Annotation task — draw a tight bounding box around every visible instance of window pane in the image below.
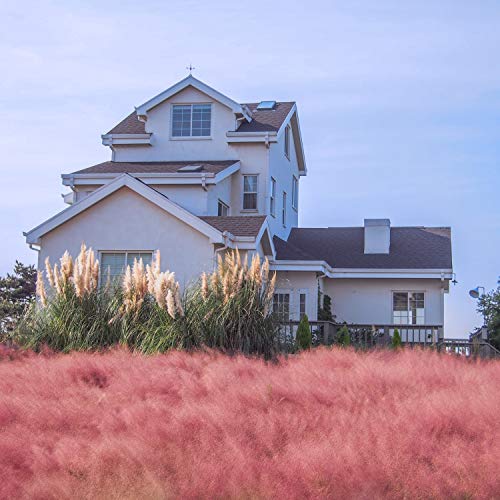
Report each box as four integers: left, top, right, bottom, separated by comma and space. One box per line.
243, 193, 257, 210
192, 104, 211, 136
244, 175, 257, 193
273, 293, 290, 322
172, 105, 191, 137
218, 201, 229, 216
393, 292, 408, 311
126, 253, 152, 267
101, 253, 126, 283
282, 192, 287, 225
300, 293, 306, 318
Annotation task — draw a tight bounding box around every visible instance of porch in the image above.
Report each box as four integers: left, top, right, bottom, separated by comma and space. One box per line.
278, 321, 500, 359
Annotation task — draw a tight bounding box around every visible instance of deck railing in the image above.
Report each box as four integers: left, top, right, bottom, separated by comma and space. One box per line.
278, 321, 444, 351
278, 321, 500, 358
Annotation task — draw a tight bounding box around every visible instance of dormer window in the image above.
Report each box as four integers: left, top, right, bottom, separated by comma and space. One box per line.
172, 104, 211, 137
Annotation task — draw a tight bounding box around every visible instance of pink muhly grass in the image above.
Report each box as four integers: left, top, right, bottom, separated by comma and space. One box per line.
0, 348, 499, 499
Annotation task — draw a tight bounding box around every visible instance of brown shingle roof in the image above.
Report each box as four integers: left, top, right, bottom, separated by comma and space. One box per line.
71, 161, 238, 175
106, 102, 295, 135
107, 112, 146, 135
200, 216, 267, 237
274, 227, 452, 269
237, 102, 295, 132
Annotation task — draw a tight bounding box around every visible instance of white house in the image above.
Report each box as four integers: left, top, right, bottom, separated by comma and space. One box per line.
25, 75, 453, 341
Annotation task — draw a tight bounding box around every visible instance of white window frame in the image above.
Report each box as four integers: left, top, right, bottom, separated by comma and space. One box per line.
270, 177, 276, 217
170, 103, 212, 140
99, 250, 154, 285
284, 124, 291, 160
273, 290, 291, 322
242, 174, 258, 211
292, 176, 298, 211
392, 291, 426, 325
217, 199, 229, 217
298, 289, 308, 320
282, 191, 287, 227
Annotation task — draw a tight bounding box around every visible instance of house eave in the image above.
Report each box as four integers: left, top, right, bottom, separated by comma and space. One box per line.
270, 261, 453, 280
101, 133, 152, 146
62, 162, 240, 187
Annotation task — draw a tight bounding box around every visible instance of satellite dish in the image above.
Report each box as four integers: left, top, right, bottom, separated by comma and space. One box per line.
469, 286, 484, 299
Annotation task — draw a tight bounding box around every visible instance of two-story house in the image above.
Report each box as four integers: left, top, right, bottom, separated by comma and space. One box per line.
25, 75, 453, 340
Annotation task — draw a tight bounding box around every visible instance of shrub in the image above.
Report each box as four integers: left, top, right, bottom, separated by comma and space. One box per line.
295, 314, 311, 350
15, 246, 278, 358
185, 251, 278, 357
337, 325, 351, 346
392, 328, 402, 348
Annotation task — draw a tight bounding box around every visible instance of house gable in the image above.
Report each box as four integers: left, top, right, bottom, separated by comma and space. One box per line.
25, 174, 224, 245
36, 186, 217, 287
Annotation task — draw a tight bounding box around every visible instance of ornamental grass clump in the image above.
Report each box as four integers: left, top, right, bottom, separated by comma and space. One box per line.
186, 250, 278, 357
17, 245, 121, 351
15, 246, 279, 357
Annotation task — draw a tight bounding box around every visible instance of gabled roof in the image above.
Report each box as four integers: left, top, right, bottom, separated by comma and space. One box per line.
25, 174, 225, 245
274, 227, 452, 270
200, 216, 267, 237
135, 75, 251, 120
70, 160, 239, 176
106, 103, 296, 135
107, 112, 145, 135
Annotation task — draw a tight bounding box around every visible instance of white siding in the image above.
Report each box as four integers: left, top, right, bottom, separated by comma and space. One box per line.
152, 184, 209, 215
229, 144, 270, 216
268, 122, 300, 239
275, 271, 318, 321
38, 187, 215, 288
113, 86, 240, 162
322, 278, 445, 326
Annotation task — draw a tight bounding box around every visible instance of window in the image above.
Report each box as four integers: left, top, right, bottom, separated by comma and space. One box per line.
284, 124, 291, 159
393, 292, 425, 325
299, 293, 306, 319
243, 175, 258, 210
100, 252, 153, 283
273, 293, 290, 322
217, 200, 229, 216
172, 104, 211, 137
282, 191, 287, 226
270, 177, 276, 217
292, 176, 298, 210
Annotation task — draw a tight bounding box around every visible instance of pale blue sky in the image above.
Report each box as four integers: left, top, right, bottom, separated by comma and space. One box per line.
1, 0, 499, 336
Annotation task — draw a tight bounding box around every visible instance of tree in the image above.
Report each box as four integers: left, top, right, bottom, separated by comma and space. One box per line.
392, 328, 402, 349
477, 287, 500, 349
0, 261, 37, 335
337, 325, 350, 346
318, 290, 334, 321
296, 314, 312, 350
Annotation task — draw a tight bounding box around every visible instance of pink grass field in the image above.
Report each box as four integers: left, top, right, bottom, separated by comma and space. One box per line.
1, 347, 499, 499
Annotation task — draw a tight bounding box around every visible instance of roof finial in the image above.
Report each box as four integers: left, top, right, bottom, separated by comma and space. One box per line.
186, 64, 195, 75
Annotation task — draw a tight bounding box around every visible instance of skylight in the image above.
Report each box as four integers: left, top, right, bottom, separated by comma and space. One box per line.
256, 101, 276, 110
177, 165, 203, 172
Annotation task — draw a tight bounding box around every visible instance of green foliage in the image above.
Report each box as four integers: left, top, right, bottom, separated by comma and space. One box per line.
14, 252, 279, 359
337, 325, 350, 346
318, 290, 334, 321
477, 287, 500, 349
0, 262, 36, 335
392, 328, 402, 349
295, 314, 311, 350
